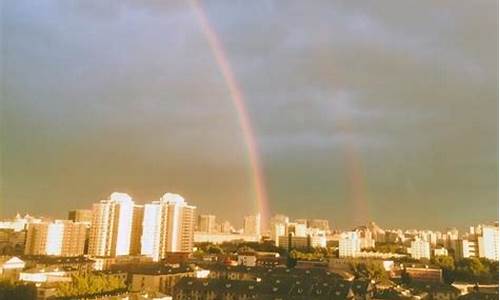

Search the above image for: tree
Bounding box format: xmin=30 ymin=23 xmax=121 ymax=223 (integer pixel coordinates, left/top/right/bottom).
xmin=348 ymin=259 xmax=388 ymax=281
xmin=431 ymin=255 xmax=455 ymax=284
xmin=55 ymin=273 xmax=126 ymax=298
xmin=455 ymin=257 xmax=491 ymax=283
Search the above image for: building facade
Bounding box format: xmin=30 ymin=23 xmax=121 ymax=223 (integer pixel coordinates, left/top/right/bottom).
xmin=88 ymin=192 xmax=137 ymax=257
xmin=243 ymin=214 xmax=261 ymax=237
xmin=141 ymin=193 xmax=196 ymax=261
xmin=25 ymin=220 xmax=86 ymax=256
xmin=409 ymin=239 xmax=431 ymax=260
xmin=339 ymin=232 xmax=361 ymax=258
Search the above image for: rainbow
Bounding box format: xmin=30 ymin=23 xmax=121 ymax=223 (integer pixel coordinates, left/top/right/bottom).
xmin=335 ymin=106 xmax=369 ymax=225
xmin=189 ymin=0 xmax=270 ymax=226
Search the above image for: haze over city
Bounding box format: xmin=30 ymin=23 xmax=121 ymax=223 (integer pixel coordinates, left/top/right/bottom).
xmin=1 ymin=0 xmax=498 ymax=229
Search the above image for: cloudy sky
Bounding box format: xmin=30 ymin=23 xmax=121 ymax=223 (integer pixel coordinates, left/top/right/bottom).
xmin=1 ymin=0 xmax=498 ymax=230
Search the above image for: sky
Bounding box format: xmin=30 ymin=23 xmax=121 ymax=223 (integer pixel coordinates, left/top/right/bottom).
xmin=1 ymin=0 xmax=498 ymax=230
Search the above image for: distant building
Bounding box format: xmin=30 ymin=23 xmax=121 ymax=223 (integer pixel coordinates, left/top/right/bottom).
xmin=243 ymin=214 xmax=261 ymax=237
xmin=88 ymin=192 xmax=137 ymax=257
xmin=269 ymin=214 xmax=289 ymax=247
xmin=451 ymin=239 xmax=478 ymax=260
xmin=408 ymin=239 xmax=431 ymax=260
xmin=308 ymin=219 xmax=330 ymax=232
xmin=24 ymin=220 xmax=87 ymax=256
xmin=141 ymin=193 xmax=196 ymax=261
xmin=288 ymin=222 xmax=307 ymax=237
xmin=270 ymin=222 xmax=286 ymax=247
xmin=433 ymin=247 xmax=448 ymax=257
xmin=451 ymin=223 xmax=498 ymax=261
xmin=279 ymin=233 xmax=326 ymax=250
xmin=478 ymin=225 xmax=499 ymax=261
xmin=219 ymin=221 xmax=233 ymax=234
xmin=0 ymin=214 xmax=42 ymax=232
xmin=339 ymin=232 xmax=361 ymax=258
xmin=67 ymin=209 xmax=92 ymax=225
xmin=194 ymin=232 xmax=259 ymax=244
xmin=198 ymin=215 xmax=216 ymax=233
xmin=405 ymin=266 xmax=443 ymax=283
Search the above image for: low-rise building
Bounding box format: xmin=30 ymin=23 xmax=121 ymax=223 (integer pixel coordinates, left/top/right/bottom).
xmin=405 ymin=266 xmax=443 ymax=283
xmin=0 ymin=256 xmax=25 ymax=281
xmin=173 ymin=277 xmax=356 ymax=300
xmin=129 ymin=265 xmax=196 ymax=296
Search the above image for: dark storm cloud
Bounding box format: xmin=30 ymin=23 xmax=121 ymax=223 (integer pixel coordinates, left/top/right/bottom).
xmin=1 ymin=0 xmax=497 ymax=229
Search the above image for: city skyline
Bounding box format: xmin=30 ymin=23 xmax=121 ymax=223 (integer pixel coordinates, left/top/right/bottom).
xmin=1 ymin=190 xmax=497 ymax=233
xmin=1 ymin=1 xmax=498 ymax=229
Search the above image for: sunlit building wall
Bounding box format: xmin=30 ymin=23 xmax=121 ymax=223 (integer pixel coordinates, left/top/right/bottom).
xmin=243 ymin=214 xmax=261 ymax=237
xmin=25 ymin=220 xmax=86 ymax=256
xmin=45 ymin=222 xmax=64 ymax=255
xmin=409 ymin=238 xmax=431 ymax=259
xmin=140 ymin=193 xmax=196 ymax=261
xmin=478 ymin=225 xmax=499 ymax=261
xmin=339 ymin=231 xmax=361 ymax=257
xmin=88 ymin=192 xmax=136 ymax=257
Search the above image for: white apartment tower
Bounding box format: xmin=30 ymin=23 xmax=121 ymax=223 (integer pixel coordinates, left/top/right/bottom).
xmin=243 ymin=214 xmax=261 ymax=237
xmin=409 ymin=238 xmax=431 ymax=259
xmin=478 ymin=225 xmax=499 ymax=261
xmin=269 ymin=214 xmax=289 ymax=247
xmin=141 ymin=193 xmax=196 ymax=261
xmin=339 ymin=231 xmax=361 ymax=257
xmin=88 ymin=192 xmax=136 ymax=257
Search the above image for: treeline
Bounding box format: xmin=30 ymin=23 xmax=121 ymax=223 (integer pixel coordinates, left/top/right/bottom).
xmin=432 ymin=256 xmax=498 ymax=284
xmin=53 ymin=273 xmax=126 ymax=298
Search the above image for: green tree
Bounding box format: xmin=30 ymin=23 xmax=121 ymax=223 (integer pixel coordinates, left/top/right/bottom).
xmin=431 ymin=255 xmax=455 ymax=284
xmin=455 ymin=257 xmax=491 ymax=283
xmin=55 ymin=273 xmax=126 ymax=298
xmin=348 ymin=259 xmax=388 ymax=281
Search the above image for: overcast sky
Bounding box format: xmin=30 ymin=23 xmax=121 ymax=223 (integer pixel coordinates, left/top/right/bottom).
xmin=1 ymin=0 xmax=498 ymax=230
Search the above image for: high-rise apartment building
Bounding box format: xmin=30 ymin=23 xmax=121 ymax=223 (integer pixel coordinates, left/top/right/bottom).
xmin=25 ymin=220 xmax=86 ymax=256
xmin=478 ymin=225 xmax=499 ymax=261
xmin=409 ymin=238 xmax=431 ymax=260
xmin=269 ymin=214 xmax=289 ymax=246
xmin=88 ymin=192 xmax=137 ymax=257
xmin=68 ymin=209 xmax=92 ymax=225
xmin=141 ymin=193 xmax=196 ymax=261
xmin=287 ymin=222 xmax=307 ymax=237
xmin=339 ymin=231 xmax=361 ymax=258
xmin=198 ymin=215 xmax=216 ymax=233
xmin=243 ymin=214 xmax=261 ymax=237
xmin=308 ymin=219 xmax=330 ymax=232
xmin=451 ymin=224 xmax=498 ymax=261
